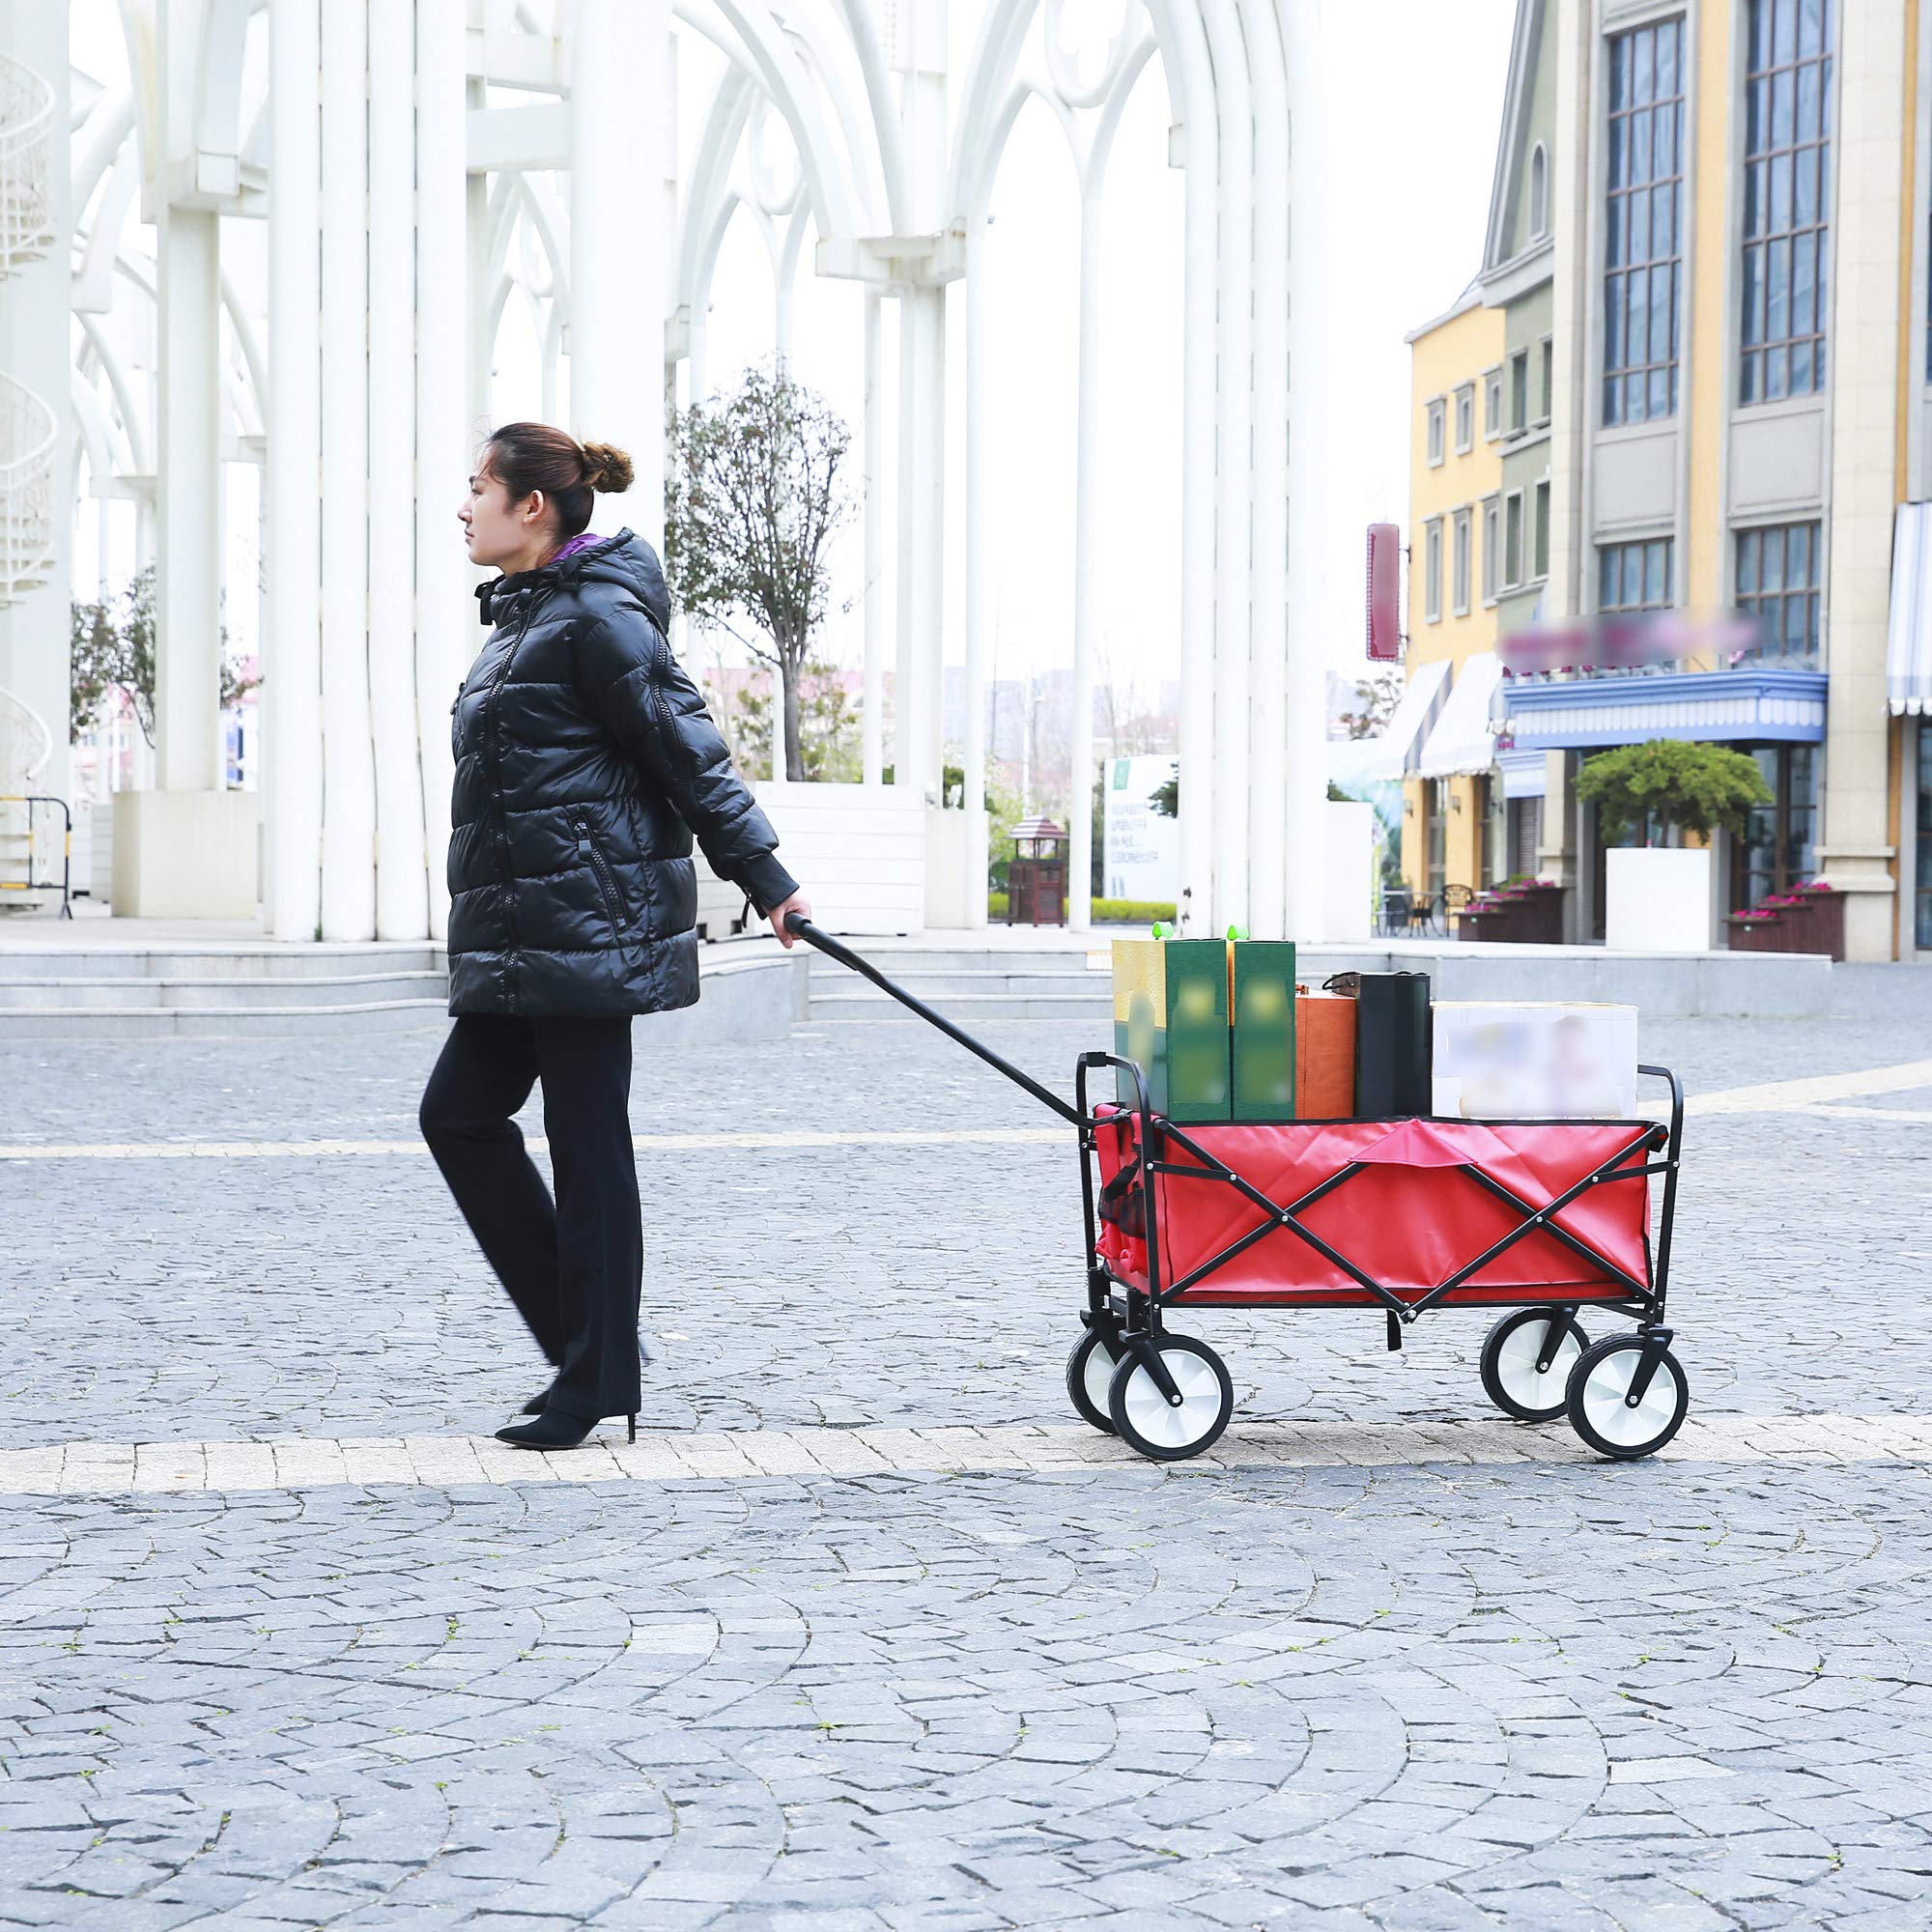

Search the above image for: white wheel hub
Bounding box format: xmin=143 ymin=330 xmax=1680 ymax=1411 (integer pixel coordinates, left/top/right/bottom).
xmin=1495 ymin=1318 xmax=1581 ymax=1408
xmin=1121 ymin=1350 xmax=1224 ymax=1451
xmin=1580 ymin=1348 xmax=1681 ymax=1449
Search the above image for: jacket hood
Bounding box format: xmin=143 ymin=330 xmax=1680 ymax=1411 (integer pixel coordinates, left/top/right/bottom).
xmin=477 ymin=527 xmax=672 ymax=632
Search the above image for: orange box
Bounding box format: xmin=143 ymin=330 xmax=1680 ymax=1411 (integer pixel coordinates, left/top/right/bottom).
xmin=1294 ymin=990 xmax=1357 ymax=1119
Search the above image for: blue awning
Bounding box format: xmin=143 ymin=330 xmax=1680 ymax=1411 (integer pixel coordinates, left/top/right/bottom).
xmin=1500 ymin=668 xmax=1827 ymax=750
xmin=1497 ymin=748 xmax=1547 ymax=798
xmin=1361 ymin=657 xmax=1452 ymax=780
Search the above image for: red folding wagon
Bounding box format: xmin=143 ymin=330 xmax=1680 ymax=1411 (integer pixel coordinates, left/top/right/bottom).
xmin=792 ymin=918 xmax=1689 ymax=1464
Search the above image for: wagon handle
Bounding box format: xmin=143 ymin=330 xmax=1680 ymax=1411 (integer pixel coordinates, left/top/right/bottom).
xmin=784 ymin=913 xmax=1085 ymax=1127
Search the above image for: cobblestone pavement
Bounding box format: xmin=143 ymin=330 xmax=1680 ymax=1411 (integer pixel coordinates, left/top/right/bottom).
xmin=2 ymin=972 xmax=1931 ymax=1926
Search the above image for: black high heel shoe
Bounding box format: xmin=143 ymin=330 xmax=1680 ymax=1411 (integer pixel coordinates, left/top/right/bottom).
xmin=494 ymin=1408 xmax=639 ymax=1451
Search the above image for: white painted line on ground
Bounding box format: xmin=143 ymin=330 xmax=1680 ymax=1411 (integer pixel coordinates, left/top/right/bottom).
xmin=1687 ymin=1058 xmax=1932 ymax=1115
xmin=7 ymin=1411 xmax=1932 ymax=1496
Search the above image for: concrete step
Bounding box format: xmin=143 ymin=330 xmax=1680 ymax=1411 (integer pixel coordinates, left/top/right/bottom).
xmin=0 ymin=944 xmax=443 ymax=980
xmin=0 ymin=970 xmax=446 ymax=1011
xmin=810 ymin=987 xmax=1112 ymax=1026
xmin=0 ymin=998 xmax=449 ymax=1039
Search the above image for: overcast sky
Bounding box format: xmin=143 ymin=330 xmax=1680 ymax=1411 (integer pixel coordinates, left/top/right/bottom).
xmin=70 ymin=0 xmax=1518 ymax=698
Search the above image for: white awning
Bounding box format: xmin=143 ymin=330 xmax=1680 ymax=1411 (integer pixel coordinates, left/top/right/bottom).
xmin=1889 ymin=502 xmax=1932 ymax=715
xmin=1360 ymin=657 xmax=1452 ymax=781
xmin=1416 ymin=651 xmax=1504 ymax=777
xmin=1497 ymin=748 xmax=1547 ymax=799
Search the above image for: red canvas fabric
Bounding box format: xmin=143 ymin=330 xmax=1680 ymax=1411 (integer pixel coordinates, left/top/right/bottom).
xmin=1092 ymin=1109 xmax=1654 ymax=1308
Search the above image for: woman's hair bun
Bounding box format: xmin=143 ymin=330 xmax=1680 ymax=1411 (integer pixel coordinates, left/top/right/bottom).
xmin=579 ymin=440 xmax=635 ymax=494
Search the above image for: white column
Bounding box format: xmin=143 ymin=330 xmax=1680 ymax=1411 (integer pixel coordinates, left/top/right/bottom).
xmin=0 ymin=1 xmax=72 ymax=810
xmin=1201 ymin=0 xmax=1253 ymax=936
xmin=1244 ymin=0 xmax=1290 ymax=941
xmin=862 ymin=287 xmax=885 ymax=784
xmin=570 ymin=0 xmax=669 ymax=539
xmin=1067 ymin=180 xmax=1103 ymax=933
xmin=367 ymin=0 xmax=425 ymax=939
xmin=1279 ymin=0 xmax=1328 ymax=940
xmin=1168 ymin=13 xmax=1218 ymax=938
xmin=155 ymin=206 xmax=223 ymax=792
xmin=961 ymin=223 xmax=988 ymax=926
xmin=894 ymin=285 xmax=945 ymax=797
xmin=319 ymin=0 xmax=375 ymax=939
xmin=416 ymin=0 xmax=468 ymax=942
xmin=267 ymin=0 xmax=323 ymax=941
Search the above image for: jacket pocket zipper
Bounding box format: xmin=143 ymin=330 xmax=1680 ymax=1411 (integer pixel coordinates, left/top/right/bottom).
xmin=573 ymin=811 xmax=628 ymax=932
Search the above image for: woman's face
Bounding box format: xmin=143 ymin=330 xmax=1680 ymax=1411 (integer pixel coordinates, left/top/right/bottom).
xmin=459 ymin=454 xmax=548 ymax=570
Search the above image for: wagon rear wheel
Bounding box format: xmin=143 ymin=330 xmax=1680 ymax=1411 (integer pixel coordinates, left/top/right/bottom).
xmin=1065 ymin=1328 xmax=1121 ymax=1435
xmin=1480 ymin=1307 xmax=1590 ymax=1423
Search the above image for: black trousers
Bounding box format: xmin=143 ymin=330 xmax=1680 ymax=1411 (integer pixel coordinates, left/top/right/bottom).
xmin=419 ymin=1014 xmax=643 ymax=1420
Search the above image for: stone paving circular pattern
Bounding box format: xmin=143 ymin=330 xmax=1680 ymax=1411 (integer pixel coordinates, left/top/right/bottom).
xmin=5 ymin=1456 xmax=1932 ymax=1928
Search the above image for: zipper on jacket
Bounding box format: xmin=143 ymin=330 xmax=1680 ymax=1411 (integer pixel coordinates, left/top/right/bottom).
xmin=480 ymin=587 xmax=549 ymax=1008
xmin=573 ymin=809 xmax=629 ymax=933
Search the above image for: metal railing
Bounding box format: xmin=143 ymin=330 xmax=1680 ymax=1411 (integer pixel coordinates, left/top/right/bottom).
xmin=0 ymin=55 xmax=56 ymax=278
xmin=0 ymin=375 xmax=54 ymax=606
xmin=0 ymin=795 xmax=71 ymax=918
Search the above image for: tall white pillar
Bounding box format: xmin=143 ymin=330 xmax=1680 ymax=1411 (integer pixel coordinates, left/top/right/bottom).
xmin=894 ymin=285 xmax=945 ymax=796
xmin=1280 ymin=1 xmax=1329 ymax=940
xmin=1166 ymin=10 xmax=1219 ymax=938
xmin=1067 ymin=181 xmax=1103 ymax=933
xmin=961 ymin=223 xmax=988 ymax=927
xmin=267 ymin=0 xmax=323 ymax=941
xmin=0 ymin=2 xmax=72 ymax=811
xmin=862 ymin=288 xmax=885 ymax=785
xmin=1244 ymin=0 xmax=1290 ymax=941
xmin=319 ymin=0 xmax=375 ymax=940
xmin=416 ymin=0 xmax=469 ymax=942
xmin=367 ymin=0 xmax=426 ymax=939
xmin=570 ymin=0 xmax=669 ymax=539
xmin=155 ymin=205 xmax=223 ymax=793
xmin=1201 ymin=0 xmax=1254 ymax=936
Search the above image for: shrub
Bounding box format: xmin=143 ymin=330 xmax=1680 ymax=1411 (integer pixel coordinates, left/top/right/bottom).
xmin=1575 ymin=739 xmax=1773 ymax=842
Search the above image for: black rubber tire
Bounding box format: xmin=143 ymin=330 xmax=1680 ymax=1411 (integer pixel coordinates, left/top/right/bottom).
xmin=1065 ymin=1328 xmax=1121 ymax=1435
xmin=1106 ymin=1334 xmax=1235 ymax=1463
xmin=1565 ymin=1335 xmax=1690 ymax=1461
xmin=1479 ymin=1307 xmax=1591 ymax=1423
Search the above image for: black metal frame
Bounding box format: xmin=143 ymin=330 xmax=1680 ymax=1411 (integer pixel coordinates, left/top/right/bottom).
xmin=784 ymin=917 xmax=1685 ymax=1398
xmin=0 ymin=795 xmax=72 ymax=919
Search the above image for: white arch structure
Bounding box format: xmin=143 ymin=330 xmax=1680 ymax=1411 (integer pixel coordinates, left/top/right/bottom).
xmin=21 ymin=0 xmax=1325 ymax=941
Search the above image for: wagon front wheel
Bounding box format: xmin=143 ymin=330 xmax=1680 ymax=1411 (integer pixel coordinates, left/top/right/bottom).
xmin=1480 ymin=1307 xmax=1590 ymax=1423
xmin=1065 ymin=1327 xmax=1121 ymax=1435
xmin=1566 ymin=1335 xmax=1689 ymax=1461
xmin=1107 ymin=1334 xmax=1234 ymax=1463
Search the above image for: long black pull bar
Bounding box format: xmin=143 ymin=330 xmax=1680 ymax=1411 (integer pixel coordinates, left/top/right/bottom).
xmin=784 ymin=914 xmax=1086 ymax=1127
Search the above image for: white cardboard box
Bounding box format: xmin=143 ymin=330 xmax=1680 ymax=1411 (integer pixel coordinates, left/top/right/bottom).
xmin=1431 ymin=1001 xmax=1638 ymax=1121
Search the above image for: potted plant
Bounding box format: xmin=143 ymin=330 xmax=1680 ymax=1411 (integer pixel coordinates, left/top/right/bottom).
xmin=1576 ymin=741 xmax=1774 ymax=952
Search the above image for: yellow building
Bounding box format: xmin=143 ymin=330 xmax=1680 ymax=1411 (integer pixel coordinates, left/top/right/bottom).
xmin=1397 ymin=286 xmax=1509 ymax=905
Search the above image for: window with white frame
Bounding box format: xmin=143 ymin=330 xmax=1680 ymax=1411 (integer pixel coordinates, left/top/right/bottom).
xmin=1455 ymin=384 xmax=1475 ymax=453
xmin=1427 ymin=397 xmax=1446 ymax=466
xmin=1538 ymin=336 xmax=1554 ymax=424
xmin=1503 ymin=492 xmax=1524 ymax=588
xmin=1509 ymin=350 xmax=1530 ymax=433
xmin=1424 ymin=519 xmax=1443 ymax=621
xmin=1599 ymin=536 xmax=1674 ymax=612
xmin=1734 ymin=521 xmax=1821 ymax=667
xmin=1532 ymin=479 xmax=1551 ymax=580
xmin=1604 ymin=14 xmax=1686 ymax=424
xmin=1481 ymin=495 xmax=1500 ymax=601
xmin=1484 ymin=367 xmax=1504 ymax=439
xmin=1740 ymin=0 xmax=1833 ymax=403
xmin=1529 ymin=142 xmax=1549 ymax=240
xmin=1452 ymin=507 xmax=1472 ymax=614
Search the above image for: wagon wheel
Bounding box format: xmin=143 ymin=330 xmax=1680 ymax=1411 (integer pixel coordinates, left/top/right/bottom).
xmin=1479 ymin=1307 xmax=1591 ymax=1424
xmin=1065 ymin=1327 xmax=1121 ymax=1435
xmin=1566 ymin=1335 xmax=1690 ymax=1461
xmin=1106 ymin=1334 xmax=1234 ymax=1463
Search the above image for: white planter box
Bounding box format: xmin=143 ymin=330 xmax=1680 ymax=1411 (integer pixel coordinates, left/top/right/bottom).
xmin=752 ymin=781 xmax=926 ymax=935
xmin=1605 ymin=846 xmax=1712 ymax=953
xmin=924 ymin=805 xmax=989 ymax=930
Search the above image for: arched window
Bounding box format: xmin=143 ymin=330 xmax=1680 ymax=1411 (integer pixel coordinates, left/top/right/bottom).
xmin=1528 ymin=143 xmax=1548 ymax=241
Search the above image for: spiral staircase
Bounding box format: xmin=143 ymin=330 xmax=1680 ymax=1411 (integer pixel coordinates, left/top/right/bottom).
xmin=0 ymin=52 xmax=63 ymax=913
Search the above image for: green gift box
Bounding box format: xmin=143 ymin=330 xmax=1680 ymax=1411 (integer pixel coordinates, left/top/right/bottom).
xmin=1230 ymin=940 xmax=1297 ymax=1120
xmin=1112 ymin=938 xmax=1232 ymax=1121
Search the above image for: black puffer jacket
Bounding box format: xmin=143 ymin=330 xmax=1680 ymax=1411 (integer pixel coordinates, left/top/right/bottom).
xmin=447 ymin=529 xmax=796 ymax=1018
